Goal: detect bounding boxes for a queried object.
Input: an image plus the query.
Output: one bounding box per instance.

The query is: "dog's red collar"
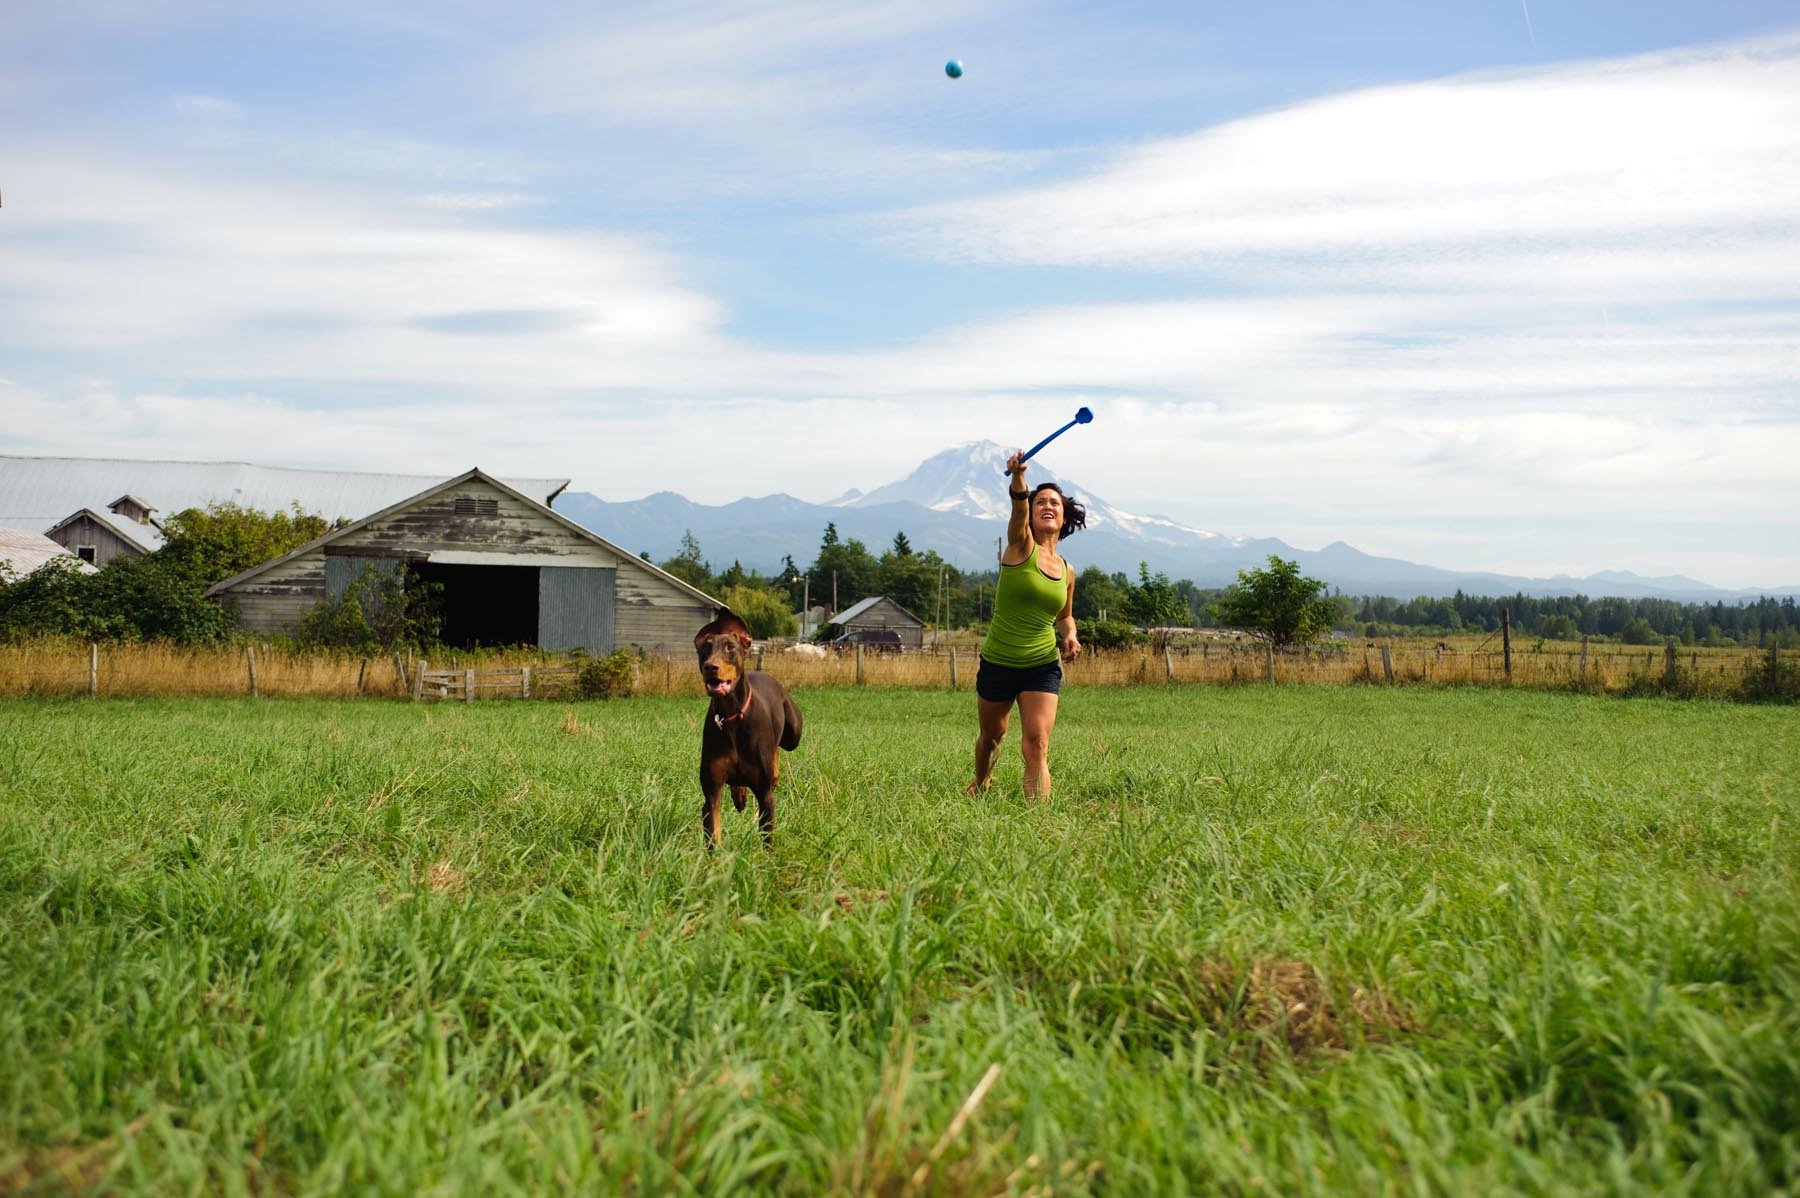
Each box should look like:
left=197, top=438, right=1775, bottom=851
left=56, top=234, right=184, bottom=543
left=712, top=684, right=753, bottom=730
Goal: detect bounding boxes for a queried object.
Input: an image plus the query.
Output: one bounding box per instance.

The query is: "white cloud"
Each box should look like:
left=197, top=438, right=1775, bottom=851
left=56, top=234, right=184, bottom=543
left=413, top=192, right=540, bottom=210
left=171, top=93, right=243, bottom=120
left=0, top=145, right=731, bottom=386
left=892, top=35, right=1800, bottom=276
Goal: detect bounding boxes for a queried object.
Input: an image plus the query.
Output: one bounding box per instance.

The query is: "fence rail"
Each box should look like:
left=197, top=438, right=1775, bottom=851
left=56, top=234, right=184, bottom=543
left=413, top=663, right=579, bottom=702
left=0, top=638, right=1790, bottom=701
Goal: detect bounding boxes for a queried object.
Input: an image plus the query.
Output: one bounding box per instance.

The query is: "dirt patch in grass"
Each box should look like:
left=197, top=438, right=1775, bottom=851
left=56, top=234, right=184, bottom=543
left=1193, top=956, right=1415, bottom=1056
left=423, top=861, right=467, bottom=896
left=833, top=888, right=891, bottom=914
left=1044, top=953, right=1417, bottom=1061
left=1361, top=821, right=1429, bottom=847
left=0, top=1115, right=152, bottom=1193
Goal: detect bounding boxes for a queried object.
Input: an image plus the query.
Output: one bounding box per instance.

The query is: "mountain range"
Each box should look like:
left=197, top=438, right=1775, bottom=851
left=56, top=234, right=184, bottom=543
left=555, top=442, right=1796, bottom=602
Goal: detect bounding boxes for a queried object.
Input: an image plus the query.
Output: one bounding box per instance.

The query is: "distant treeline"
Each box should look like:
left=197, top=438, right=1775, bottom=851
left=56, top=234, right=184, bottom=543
left=670, top=524, right=1800, bottom=649
left=1342, top=591, right=1799, bottom=647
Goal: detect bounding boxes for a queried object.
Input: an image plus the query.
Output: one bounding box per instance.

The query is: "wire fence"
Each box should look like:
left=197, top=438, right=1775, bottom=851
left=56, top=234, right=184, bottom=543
left=1, top=636, right=1791, bottom=702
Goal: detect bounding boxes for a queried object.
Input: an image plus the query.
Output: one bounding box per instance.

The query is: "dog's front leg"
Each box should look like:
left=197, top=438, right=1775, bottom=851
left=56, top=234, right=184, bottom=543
left=701, top=759, right=730, bottom=849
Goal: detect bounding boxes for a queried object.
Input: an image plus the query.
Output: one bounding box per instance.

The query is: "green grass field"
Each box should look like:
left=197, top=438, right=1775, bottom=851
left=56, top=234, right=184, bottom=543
left=3, top=688, right=1796, bottom=1195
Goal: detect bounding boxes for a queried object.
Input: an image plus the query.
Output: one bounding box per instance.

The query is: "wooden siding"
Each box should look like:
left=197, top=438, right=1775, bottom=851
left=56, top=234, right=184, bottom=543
left=615, top=565, right=712, bottom=653
left=44, top=514, right=147, bottom=567
left=108, top=498, right=155, bottom=524
left=839, top=597, right=926, bottom=648
left=223, top=552, right=327, bottom=634
left=324, top=483, right=624, bottom=564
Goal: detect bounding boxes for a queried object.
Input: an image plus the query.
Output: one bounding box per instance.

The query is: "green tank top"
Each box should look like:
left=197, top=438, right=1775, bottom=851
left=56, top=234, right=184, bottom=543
left=981, top=541, right=1068, bottom=667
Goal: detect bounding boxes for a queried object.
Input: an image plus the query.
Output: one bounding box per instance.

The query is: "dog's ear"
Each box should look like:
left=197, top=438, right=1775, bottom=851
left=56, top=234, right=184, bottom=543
left=694, top=609, right=753, bottom=651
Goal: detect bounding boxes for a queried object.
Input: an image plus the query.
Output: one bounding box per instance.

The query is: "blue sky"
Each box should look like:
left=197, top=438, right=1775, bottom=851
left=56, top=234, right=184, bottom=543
left=2, top=0, right=1797, bottom=588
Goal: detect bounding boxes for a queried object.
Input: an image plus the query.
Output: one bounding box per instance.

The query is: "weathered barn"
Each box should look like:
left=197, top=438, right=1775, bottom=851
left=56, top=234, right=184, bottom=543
left=206, top=469, right=720, bottom=653
left=829, top=595, right=927, bottom=649
left=43, top=496, right=165, bottom=566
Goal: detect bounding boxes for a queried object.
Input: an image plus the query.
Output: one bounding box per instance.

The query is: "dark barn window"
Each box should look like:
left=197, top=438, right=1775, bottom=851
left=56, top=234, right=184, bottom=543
left=76, top=546, right=97, bottom=564
left=415, top=563, right=539, bottom=648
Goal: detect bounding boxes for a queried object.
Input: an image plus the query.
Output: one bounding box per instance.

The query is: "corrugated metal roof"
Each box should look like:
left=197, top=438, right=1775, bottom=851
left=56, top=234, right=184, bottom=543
left=0, top=528, right=98, bottom=576
left=0, top=455, right=570, bottom=536
left=832, top=595, right=923, bottom=625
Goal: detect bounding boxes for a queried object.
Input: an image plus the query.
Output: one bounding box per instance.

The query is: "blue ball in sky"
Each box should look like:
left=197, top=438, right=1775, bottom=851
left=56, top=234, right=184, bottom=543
left=945, top=59, right=964, bottom=79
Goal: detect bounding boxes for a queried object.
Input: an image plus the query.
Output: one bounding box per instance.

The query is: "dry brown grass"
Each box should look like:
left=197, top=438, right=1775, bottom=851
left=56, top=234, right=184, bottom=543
left=1189, top=956, right=1416, bottom=1058
left=0, top=635, right=1780, bottom=702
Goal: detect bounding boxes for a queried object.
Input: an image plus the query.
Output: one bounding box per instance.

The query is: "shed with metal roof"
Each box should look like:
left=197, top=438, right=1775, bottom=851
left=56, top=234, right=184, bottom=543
left=43, top=501, right=165, bottom=567
left=827, top=595, right=926, bottom=649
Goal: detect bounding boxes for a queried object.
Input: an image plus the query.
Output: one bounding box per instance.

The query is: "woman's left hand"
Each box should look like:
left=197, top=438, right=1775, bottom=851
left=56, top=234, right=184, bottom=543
left=1062, top=633, right=1082, bottom=662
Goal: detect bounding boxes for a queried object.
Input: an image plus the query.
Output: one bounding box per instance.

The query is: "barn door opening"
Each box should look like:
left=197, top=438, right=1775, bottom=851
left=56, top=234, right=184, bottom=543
left=413, top=562, right=540, bottom=648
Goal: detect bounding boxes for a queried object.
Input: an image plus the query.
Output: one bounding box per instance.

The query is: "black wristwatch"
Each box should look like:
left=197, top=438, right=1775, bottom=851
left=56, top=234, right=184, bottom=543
left=1009, top=488, right=1029, bottom=500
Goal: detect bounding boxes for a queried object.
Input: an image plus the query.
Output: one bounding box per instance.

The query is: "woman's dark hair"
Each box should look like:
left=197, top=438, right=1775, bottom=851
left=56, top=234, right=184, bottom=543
left=1030, top=482, right=1087, bottom=539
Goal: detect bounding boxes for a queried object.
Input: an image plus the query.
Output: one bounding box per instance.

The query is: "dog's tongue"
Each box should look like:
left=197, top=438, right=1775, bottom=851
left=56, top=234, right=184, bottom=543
left=708, top=680, right=733, bottom=697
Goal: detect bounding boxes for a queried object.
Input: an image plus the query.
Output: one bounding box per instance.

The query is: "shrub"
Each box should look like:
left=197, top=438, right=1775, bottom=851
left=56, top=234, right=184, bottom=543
left=578, top=650, right=637, bottom=699
left=1077, top=618, right=1144, bottom=650
left=719, top=585, right=798, bottom=640
left=294, top=563, right=440, bottom=653
left=1737, top=646, right=1800, bottom=704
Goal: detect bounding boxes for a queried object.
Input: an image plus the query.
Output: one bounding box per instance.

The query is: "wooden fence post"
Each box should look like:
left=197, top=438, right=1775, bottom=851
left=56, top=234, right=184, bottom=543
left=356, top=659, right=367, bottom=693
left=1578, top=634, right=1588, bottom=681
left=1380, top=644, right=1394, bottom=684
left=1664, top=637, right=1678, bottom=685
left=1501, top=607, right=1512, bottom=679
left=949, top=646, right=958, bottom=689
left=856, top=644, right=865, bottom=686
left=413, top=658, right=427, bottom=701
left=392, top=652, right=405, bottom=695
left=1265, top=644, right=1275, bottom=683
left=89, top=642, right=99, bottom=698
left=246, top=645, right=258, bottom=697
left=464, top=667, right=475, bottom=703
left=522, top=666, right=532, bottom=699
left=1164, top=647, right=1174, bottom=682
left=756, top=647, right=765, bottom=671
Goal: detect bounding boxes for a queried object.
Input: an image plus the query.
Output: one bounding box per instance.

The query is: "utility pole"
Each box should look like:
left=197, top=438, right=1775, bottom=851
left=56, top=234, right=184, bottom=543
left=789, top=572, right=810, bottom=638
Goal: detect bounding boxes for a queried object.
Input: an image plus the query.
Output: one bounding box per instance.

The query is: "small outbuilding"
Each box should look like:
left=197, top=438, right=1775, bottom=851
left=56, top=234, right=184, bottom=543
left=43, top=496, right=165, bottom=566
left=827, top=595, right=926, bottom=649
left=206, top=468, right=720, bottom=653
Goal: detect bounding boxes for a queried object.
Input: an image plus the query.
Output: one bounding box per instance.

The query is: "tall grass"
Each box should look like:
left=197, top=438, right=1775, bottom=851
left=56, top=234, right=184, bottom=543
left=2, top=689, right=1796, bottom=1194
left=3, top=635, right=1787, bottom=701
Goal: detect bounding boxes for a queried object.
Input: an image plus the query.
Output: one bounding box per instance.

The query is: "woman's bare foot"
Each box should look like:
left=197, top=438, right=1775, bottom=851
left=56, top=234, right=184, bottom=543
left=964, top=779, right=991, bottom=795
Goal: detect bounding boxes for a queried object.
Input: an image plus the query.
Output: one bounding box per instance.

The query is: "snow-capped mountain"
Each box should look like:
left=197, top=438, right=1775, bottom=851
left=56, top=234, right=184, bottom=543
left=549, top=446, right=1795, bottom=600
left=836, top=441, right=1241, bottom=551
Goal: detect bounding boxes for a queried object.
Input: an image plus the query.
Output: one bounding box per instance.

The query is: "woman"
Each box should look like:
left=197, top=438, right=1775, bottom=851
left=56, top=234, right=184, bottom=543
left=966, top=450, right=1086, bottom=797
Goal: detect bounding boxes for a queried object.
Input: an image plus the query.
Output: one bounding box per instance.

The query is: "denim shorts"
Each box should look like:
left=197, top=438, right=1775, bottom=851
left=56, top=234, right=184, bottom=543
left=975, top=656, right=1063, bottom=703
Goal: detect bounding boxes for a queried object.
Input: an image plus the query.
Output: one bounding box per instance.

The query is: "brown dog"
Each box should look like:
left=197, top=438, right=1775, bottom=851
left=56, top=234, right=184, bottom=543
left=694, top=611, right=803, bottom=847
